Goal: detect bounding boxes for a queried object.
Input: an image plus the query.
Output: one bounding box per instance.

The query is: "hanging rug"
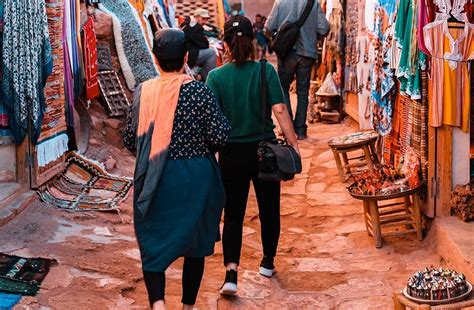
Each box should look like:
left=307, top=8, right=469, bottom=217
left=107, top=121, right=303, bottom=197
left=37, top=152, right=132, bottom=212
left=0, top=253, right=56, bottom=296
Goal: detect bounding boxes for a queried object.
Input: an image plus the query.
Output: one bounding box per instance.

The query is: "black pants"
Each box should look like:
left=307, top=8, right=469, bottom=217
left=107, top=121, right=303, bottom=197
left=143, top=257, right=205, bottom=307
left=219, top=142, right=281, bottom=265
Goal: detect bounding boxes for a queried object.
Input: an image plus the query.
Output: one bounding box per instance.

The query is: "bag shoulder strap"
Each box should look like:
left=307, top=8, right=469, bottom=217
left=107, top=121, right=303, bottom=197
left=295, top=0, right=315, bottom=28
left=260, top=59, right=268, bottom=139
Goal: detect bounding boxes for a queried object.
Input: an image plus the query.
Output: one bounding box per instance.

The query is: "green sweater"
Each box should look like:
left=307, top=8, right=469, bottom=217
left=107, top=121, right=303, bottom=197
left=206, top=61, right=285, bottom=143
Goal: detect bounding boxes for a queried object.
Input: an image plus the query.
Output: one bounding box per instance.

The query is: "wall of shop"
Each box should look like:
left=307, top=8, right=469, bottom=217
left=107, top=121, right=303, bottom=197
left=243, top=0, right=275, bottom=19
left=452, top=129, right=471, bottom=187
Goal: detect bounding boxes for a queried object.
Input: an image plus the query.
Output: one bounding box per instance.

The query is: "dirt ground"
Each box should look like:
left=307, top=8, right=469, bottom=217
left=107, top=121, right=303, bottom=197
left=0, top=115, right=446, bottom=310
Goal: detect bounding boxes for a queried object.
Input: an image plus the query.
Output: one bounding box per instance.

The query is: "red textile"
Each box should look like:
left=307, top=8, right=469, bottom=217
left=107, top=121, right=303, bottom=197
left=83, top=17, right=99, bottom=100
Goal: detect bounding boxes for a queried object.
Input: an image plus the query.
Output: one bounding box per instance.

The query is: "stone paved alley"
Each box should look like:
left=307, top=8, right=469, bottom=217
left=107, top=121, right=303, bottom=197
left=1, top=118, right=444, bottom=310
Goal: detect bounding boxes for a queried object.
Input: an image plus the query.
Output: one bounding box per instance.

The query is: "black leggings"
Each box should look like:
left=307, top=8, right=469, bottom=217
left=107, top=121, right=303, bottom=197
left=219, top=142, right=281, bottom=265
left=143, top=257, right=205, bottom=307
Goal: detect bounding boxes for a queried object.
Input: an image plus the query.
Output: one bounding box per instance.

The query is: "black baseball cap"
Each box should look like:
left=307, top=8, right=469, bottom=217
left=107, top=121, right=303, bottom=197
left=153, top=29, right=188, bottom=60
left=224, top=15, right=254, bottom=40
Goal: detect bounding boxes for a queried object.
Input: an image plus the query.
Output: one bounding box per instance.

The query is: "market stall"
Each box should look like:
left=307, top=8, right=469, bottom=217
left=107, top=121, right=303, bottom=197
left=321, top=0, right=473, bottom=221
left=0, top=0, right=183, bottom=200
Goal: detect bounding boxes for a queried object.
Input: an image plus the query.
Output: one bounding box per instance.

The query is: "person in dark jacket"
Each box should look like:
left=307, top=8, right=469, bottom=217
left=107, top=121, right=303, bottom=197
left=182, top=8, right=217, bottom=81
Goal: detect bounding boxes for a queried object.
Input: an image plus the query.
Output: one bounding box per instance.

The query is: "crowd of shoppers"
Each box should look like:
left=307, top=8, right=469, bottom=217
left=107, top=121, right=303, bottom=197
left=125, top=1, right=329, bottom=308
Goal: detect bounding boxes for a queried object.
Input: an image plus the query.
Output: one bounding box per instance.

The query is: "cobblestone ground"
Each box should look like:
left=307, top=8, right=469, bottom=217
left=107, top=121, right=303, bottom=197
left=2, top=118, right=443, bottom=310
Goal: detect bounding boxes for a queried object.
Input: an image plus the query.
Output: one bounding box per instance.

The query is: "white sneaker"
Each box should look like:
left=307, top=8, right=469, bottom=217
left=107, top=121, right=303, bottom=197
left=220, top=270, right=238, bottom=296
left=259, top=256, right=275, bottom=277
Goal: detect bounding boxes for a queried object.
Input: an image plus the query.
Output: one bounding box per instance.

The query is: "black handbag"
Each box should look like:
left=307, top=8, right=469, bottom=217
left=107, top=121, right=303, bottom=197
left=270, top=0, right=315, bottom=59
left=257, top=60, right=302, bottom=182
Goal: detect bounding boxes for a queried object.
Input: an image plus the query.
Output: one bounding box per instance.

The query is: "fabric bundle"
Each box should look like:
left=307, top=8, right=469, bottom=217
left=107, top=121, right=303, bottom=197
left=99, top=0, right=159, bottom=90
left=36, top=0, right=69, bottom=169
left=83, top=17, right=100, bottom=100
left=2, top=0, right=53, bottom=144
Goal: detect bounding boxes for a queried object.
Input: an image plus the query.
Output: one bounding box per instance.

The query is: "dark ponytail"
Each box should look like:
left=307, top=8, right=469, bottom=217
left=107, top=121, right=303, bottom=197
left=224, top=15, right=256, bottom=66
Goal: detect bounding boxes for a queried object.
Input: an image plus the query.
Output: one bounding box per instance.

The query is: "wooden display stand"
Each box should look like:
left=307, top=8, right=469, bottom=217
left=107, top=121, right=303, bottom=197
left=350, top=187, right=423, bottom=248
left=329, top=135, right=379, bottom=182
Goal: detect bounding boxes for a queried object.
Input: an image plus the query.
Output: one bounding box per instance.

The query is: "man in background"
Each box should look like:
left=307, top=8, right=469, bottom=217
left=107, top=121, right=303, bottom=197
left=182, top=8, right=217, bottom=81
left=253, top=14, right=268, bottom=59
left=266, top=0, right=329, bottom=140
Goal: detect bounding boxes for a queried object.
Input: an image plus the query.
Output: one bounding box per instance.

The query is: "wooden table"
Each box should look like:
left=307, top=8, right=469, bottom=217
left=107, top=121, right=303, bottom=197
left=328, top=132, right=379, bottom=183
left=393, top=292, right=474, bottom=309
left=349, top=187, right=423, bottom=248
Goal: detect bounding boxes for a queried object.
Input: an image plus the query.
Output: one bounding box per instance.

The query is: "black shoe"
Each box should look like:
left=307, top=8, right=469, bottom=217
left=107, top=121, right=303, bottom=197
left=220, top=269, right=238, bottom=296
left=259, top=256, right=275, bottom=277
left=297, top=133, right=308, bottom=140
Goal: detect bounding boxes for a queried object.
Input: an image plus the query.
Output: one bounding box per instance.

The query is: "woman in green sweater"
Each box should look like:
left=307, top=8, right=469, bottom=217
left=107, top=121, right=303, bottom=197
left=206, top=15, right=299, bottom=296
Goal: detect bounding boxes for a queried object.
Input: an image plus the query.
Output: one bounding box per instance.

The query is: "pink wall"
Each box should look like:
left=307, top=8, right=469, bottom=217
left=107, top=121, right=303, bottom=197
left=243, top=0, right=275, bottom=21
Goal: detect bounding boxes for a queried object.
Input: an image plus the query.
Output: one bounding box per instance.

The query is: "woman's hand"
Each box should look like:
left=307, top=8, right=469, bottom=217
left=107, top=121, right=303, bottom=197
left=272, top=103, right=300, bottom=156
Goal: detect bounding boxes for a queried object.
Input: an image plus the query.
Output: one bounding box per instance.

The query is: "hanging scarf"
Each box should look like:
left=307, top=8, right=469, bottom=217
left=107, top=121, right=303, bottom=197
left=134, top=74, right=192, bottom=216
left=2, top=0, right=53, bottom=144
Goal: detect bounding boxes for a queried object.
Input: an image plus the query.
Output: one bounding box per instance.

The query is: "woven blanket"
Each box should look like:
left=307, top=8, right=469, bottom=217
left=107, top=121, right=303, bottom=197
left=99, top=0, right=158, bottom=90
left=0, top=253, right=56, bottom=296
left=2, top=0, right=53, bottom=144
left=38, top=152, right=132, bottom=211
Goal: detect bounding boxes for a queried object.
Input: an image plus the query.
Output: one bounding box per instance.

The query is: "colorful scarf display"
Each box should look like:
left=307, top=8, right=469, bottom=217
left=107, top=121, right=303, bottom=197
left=2, top=0, right=53, bottom=144
left=83, top=17, right=100, bottom=100
left=99, top=0, right=159, bottom=90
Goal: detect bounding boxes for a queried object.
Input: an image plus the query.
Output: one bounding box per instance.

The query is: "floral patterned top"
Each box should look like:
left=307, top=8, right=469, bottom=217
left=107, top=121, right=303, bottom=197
left=123, top=80, right=231, bottom=159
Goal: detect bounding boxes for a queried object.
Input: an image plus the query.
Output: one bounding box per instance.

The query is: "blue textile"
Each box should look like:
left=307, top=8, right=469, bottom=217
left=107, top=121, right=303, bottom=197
left=0, top=293, right=21, bottom=310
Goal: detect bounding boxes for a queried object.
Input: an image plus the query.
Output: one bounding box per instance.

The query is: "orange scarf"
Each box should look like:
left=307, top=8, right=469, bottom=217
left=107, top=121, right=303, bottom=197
left=138, top=74, right=193, bottom=160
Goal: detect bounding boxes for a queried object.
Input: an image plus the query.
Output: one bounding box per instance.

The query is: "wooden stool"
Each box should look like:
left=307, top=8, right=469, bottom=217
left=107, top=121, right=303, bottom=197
left=350, top=187, right=423, bottom=248
left=393, top=292, right=474, bottom=309
left=328, top=132, right=379, bottom=182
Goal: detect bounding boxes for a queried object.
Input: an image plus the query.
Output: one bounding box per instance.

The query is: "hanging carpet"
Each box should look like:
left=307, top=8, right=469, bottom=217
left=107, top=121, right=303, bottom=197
left=38, top=152, right=132, bottom=212
left=0, top=253, right=56, bottom=296
left=82, top=17, right=100, bottom=100
left=98, top=0, right=158, bottom=90
left=36, top=0, right=69, bottom=170
left=2, top=0, right=53, bottom=144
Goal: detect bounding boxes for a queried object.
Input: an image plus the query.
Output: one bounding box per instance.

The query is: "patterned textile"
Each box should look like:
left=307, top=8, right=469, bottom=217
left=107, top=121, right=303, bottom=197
left=99, top=0, right=159, bottom=90
left=63, top=0, right=75, bottom=127
left=36, top=0, right=69, bottom=169
left=344, top=0, right=358, bottom=93
left=413, top=70, right=429, bottom=180
left=2, top=0, right=53, bottom=144
left=382, top=93, right=402, bottom=165
left=368, top=0, right=397, bottom=136
left=0, top=253, right=56, bottom=296
left=400, top=95, right=412, bottom=154
left=0, top=0, right=12, bottom=144
left=38, top=152, right=133, bottom=211
left=83, top=17, right=100, bottom=100
left=128, top=80, right=230, bottom=217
